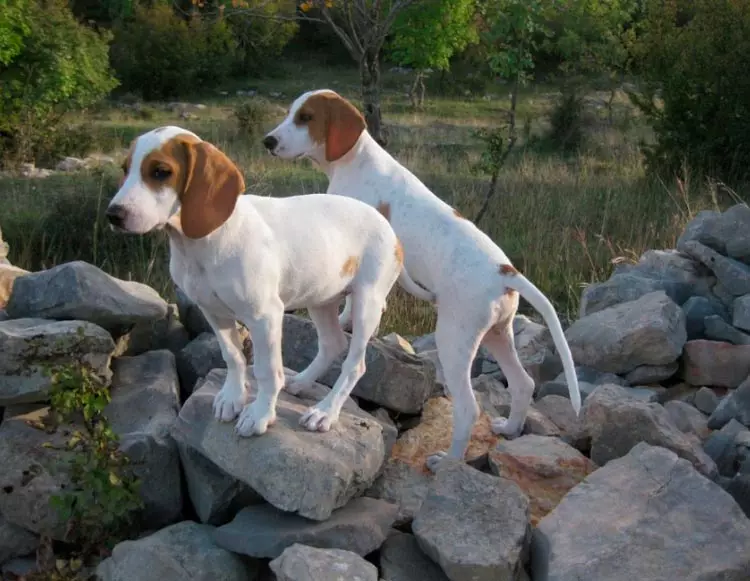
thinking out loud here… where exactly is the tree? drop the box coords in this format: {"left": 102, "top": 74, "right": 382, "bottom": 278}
{"left": 0, "top": 0, "right": 119, "bottom": 164}
{"left": 473, "top": 0, "right": 553, "bottom": 225}
{"left": 298, "top": 0, "right": 417, "bottom": 146}
{"left": 547, "top": 0, "right": 638, "bottom": 124}
{"left": 628, "top": 0, "right": 750, "bottom": 179}
{"left": 388, "top": 0, "right": 479, "bottom": 108}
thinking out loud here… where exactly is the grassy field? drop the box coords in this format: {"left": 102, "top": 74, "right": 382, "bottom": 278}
{"left": 0, "top": 59, "right": 737, "bottom": 336}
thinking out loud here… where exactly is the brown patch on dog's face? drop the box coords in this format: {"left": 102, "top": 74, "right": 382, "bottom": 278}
{"left": 499, "top": 264, "right": 518, "bottom": 276}
{"left": 377, "top": 201, "right": 391, "bottom": 222}
{"left": 295, "top": 92, "right": 367, "bottom": 161}
{"left": 395, "top": 240, "right": 404, "bottom": 265}
{"left": 140, "top": 134, "right": 201, "bottom": 195}
{"left": 119, "top": 142, "right": 135, "bottom": 188}
{"left": 141, "top": 134, "right": 245, "bottom": 239}
{"left": 340, "top": 256, "right": 360, "bottom": 277}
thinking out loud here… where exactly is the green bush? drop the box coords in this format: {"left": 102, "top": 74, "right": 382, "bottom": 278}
{"left": 547, "top": 91, "right": 586, "bottom": 154}
{"left": 224, "top": 0, "right": 299, "bottom": 75}
{"left": 232, "top": 97, "right": 275, "bottom": 137}
{"left": 631, "top": 0, "right": 750, "bottom": 180}
{"left": 0, "top": 0, "right": 118, "bottom": 166}
{"left": 110, "top": 5, "right": 238, "bottom": 100}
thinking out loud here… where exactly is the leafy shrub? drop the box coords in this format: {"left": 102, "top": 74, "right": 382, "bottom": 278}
{"left": 223, "top": 0, "right": 299, "bottom": 75}
{"left": 0, "top": 0, "right": 118, "bottom": 166}
{"left": 630, "top": 0, "right": 750, "bottom": 180}
{"left": 547, "top": 91, "right": 586, "bottom": 153}
{"left": 110, "top": 5, "right": 238, "bottom": 100}
{"left": 232, "top": 98, "right": 275, "bottom": 137}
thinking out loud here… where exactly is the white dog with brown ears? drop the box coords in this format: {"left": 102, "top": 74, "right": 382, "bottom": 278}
{"left": 263, "top": 90, "right": 581, "bottom": 472}
{"left": 106, "top": 125, "right": 434, "bottom": 437}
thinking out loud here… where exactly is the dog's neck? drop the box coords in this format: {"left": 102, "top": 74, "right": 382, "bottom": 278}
{"left": 165, "top": 202, "right": 242, "bottom": 252}
{"left": 313, "top": 130, "right": 378, "bottom": 178}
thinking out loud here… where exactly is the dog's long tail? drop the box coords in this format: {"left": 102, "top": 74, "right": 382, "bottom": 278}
{"left": 504, "top": 271, "right": 581, "bottom": 415}
{"left": 397, "top": 268, "right": 436, "bottom": 303}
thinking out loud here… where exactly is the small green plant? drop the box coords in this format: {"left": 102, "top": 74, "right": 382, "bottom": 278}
{"left": 547, "top": 91, "right": 586, "bottom": 154}
{"left": 232, "top": 98, "right": 274, "bottom": 138}
{"left": 471, "top": 125, "right": 513, "bottom": 226}
{"left": 46, "top": 362, "right": 142, "bottom": 556}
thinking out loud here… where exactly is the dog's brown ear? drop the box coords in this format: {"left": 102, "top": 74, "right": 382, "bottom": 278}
{"left": 180, "top": 141, "right": 245, "bottom": 239}
{"left": 325, "top": 94, "right": 366, "bottom": 162}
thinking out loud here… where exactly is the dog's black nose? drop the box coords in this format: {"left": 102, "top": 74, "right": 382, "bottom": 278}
{"left": 106, "top": 204, "right": 127, "bottom": 228}
{"left": 262, "top": 135, "right": 278, "bottom": 151}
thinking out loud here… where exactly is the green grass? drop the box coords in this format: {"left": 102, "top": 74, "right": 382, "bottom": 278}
{"left": 0, "top": 61, "right": 734, "bottom": 336}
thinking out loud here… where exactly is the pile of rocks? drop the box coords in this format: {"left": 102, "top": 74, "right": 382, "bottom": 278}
{"left": 2, "top": 206, "right": 750, "bottom": 581}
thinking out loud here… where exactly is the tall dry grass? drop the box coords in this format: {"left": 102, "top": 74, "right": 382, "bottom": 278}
{"left": 0, "top": 70, "right": 731, "bottom": 335}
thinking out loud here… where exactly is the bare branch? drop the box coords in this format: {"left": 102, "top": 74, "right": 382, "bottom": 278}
{"left": 319, "top": 3, "right": 362, "bottom": 60}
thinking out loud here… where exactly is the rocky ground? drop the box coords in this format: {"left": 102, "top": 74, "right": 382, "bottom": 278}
{"left": 2, "top": 205, "right": 750, "bottom": 580}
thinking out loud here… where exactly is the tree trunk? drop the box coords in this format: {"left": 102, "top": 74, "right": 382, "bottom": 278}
{"left": 360, "top": 50, "right": 387, "bottom": 147}
{"left": 418, "top": 72, "right": 426, "bottom": 109}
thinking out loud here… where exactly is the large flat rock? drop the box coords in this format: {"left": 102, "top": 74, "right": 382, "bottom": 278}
{"left": 0, "top": 318, "right": 115, "bottom": 405}
{"left": 565, "top": 291, "right": 686, "bottom": 374}
{"left": 171, "top": 368, "right": 385, "bottom": 521}
{"left": 532, "top": 443, "right": 750, "bottom": 581}
{"left": 5, "top": 261, "right": 167, "bottom": 335}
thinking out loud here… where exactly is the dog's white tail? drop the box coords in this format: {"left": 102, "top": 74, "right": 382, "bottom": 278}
{"left": 397, "top": 269, "right": 436, "bottom": 303}
{"left": 504, "top": 272, "right": 581, "bottom": 415}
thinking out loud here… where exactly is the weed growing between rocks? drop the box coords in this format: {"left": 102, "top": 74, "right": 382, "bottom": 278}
{"left": 29, "top": 363, "right": 144, "bottom": 577}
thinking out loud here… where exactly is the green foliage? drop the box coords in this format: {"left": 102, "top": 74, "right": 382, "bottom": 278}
{"left": 223, "top": 0, "right": 299, "bottom": 74}
{"left": 630, "top": 0, "right": 750, "bottom": 179}
{"left": 0, "top": 0, "right": 118, "bottom": 165}
{"left": 388, "top": 0, "right": 479, "bottom": 72}
{"left": 473, "top": 126, "right": 508, "bottom": 175}
{"left": 232, "top": 97, "right": 275, "bottom": 137}
{"left": 481, "top": 0, "right": 555, "bottom": 83}
{"left": 0, "top": 0, "right": 30, "bottom": 66}
{"left": 110, "top": 4, "right": 238, "bottom": 100}
{"left": 46, "top": 362, "right": 142, "bottom": 554}
{"left": 548, "top": 0, "right": 637, "bottom": 80}
{"left": 547, "top": 91, "right": 586, "bottom": 153}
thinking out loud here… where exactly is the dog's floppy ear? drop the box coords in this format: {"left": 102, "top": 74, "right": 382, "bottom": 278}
{"left": 179, "top": 141, "right": 245, "bottom": 239}
{"left": 325, "top": 94, "right": 367, "bottom": 162}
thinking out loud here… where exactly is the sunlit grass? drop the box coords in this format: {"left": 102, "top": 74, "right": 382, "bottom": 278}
{"left": 0, "top": 64, "right": 730, "bottom": 335}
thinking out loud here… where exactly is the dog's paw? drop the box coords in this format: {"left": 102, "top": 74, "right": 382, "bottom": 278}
{"left": 426, "top": 451, "right": 447, "bottom": 473}
{"left": 299, "top": 403, "right": 339, "bottom": 432}
{"left": 491, "top": 416, "right": 523, "bottom": 438}
{"left": 213, "top": 382, "right": 248, "bottom": 422}
{"left": 235, "top": 401, "right": 275, "bottom": 437}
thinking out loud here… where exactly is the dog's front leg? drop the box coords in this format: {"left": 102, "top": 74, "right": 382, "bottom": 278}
{"left": 202, "top": 311, "right": 249, "bottom": 422}
{"left": 235, "top": 300, "right": 285, "bottom": 437}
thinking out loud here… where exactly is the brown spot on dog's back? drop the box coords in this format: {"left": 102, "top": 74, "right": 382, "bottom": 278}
{"left": 500, "top": 264, "right": 518, "bottom": 276}
{"left": 341, "top": 256, "right": 359, "bottom": 277}
{"left": 453, "top": 208, "right": 464, "bottom": 219}
{"left": 395, "top": 240, "right": 404, "bottom": 264}
{"left": 377, "top": 201, "right": 391, "bottom": 222}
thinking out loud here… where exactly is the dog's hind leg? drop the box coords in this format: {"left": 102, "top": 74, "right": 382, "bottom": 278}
{"left": 300, "top": 288, "right": 384, "bottom": 432}
{"left": 426, "top": 304, "right": 492, "bottom": 473}
{"left": 286, "top": 300, "right": 348, "bottom": 395}
{"left": 482, "top": 319, "right": 535, "bottom": 438}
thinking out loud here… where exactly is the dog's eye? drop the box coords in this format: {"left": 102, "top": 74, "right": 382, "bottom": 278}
{"left": 299, "top": 112, "right": 312, "bottom": 123}
{"left": 152, "top": 167, "right": 172, "bottom": 180}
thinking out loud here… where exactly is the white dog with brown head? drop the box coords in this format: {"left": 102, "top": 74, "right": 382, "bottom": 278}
{"left": 264, "top": 90, "right": 581, "bottom": 471}
{"left": 106, "top": 125, "right": 432, "bottom": 436}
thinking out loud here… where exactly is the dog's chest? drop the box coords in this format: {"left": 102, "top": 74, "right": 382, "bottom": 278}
{"left": 170, "top": 248, "right": 233, "bottom": 317}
